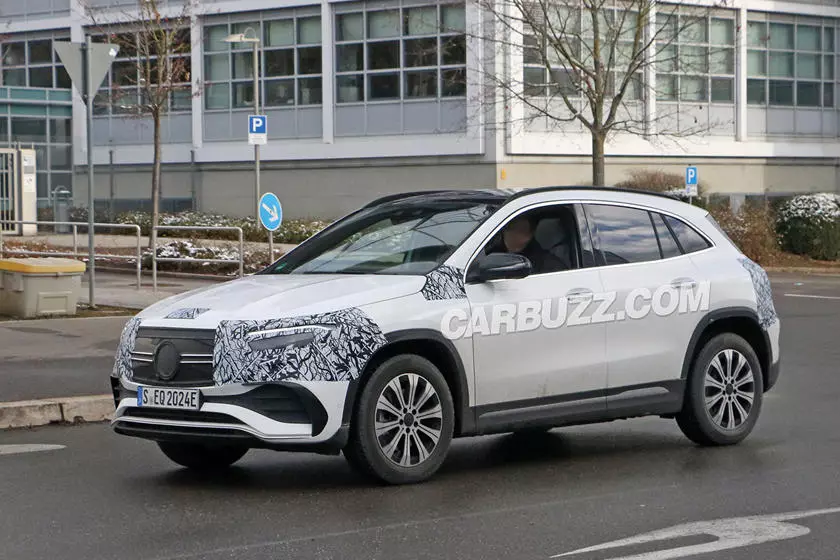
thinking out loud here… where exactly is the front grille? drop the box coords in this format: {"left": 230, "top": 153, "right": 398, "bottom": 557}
{"left": 132, "top": 327, "right": 215, "bottom": 386}
{"left": 121, "top": 407, "right": 244, "bottom": 425}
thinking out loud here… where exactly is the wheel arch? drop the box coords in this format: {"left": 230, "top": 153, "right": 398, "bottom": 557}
{"left": 682, "top": 307, "right": 772, "bottom": 392}
{"left": 346, "top": 329, "right": 475, "bottom": 437}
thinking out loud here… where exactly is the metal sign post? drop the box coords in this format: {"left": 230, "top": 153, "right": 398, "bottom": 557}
{"left": 54, "top": 39, "right": 118, "bottom": 308}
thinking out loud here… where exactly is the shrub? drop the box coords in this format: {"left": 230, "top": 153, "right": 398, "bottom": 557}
{"left": 709, "top": 202, "right": 780, "bottom": 265}
{"left": 614, "top": 169, "right": 708, "bottom": 208}
{"left": 112, "top": 211, "right": 330, "bottom": 244}
{"left": 776, "top": 193, "right": 840, "bottom": 261}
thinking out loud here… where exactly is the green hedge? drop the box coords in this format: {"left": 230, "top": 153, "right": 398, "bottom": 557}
{"left": 776, "top": 194, "right": 840, "bottom": 261}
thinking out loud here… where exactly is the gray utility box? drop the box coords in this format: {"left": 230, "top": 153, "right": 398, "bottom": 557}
{"left": 0, "top": 258, "right": 86, "bottom": 318}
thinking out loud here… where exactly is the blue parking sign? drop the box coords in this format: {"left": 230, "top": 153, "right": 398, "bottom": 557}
{"left": 685, "top": 166, "right": 698, "bottom": 186}
{"left": 249, "top": 115, "right": 267, "bottom": 134}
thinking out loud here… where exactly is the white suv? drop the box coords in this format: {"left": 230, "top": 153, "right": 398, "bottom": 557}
{"left": 111, "top": 187, "right": 781, "bottom": 484}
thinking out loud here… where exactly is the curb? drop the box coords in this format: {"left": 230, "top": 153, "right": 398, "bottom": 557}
{"left": 766, "top": 267, "right": 840, "bottom": 276}
{"left": 0, "top": 395, "right": 113, "bottom": 430}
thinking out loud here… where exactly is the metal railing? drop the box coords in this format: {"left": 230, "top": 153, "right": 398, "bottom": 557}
{"left": 0, "top": 220, "right": 143, "bottom": 289}
{"left": 151, "top": 225, "right": 244, "bottom": 292}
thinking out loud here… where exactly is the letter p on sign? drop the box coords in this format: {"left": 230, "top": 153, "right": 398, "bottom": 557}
{"left": 248, "top": 115, "right": 267, "bottom": 145}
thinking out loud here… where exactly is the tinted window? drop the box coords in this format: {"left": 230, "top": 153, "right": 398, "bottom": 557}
{"left": 652, "top": 213, "right": 682, "bottom": 258}
{"left": 585, "top": 204, "right": 662, "bottom": 265}
{"left": 664, "top": 215, "right": 711, "bottom": 253}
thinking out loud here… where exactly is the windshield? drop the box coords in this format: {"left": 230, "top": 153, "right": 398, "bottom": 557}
{"left": 264, "top": 199, "right": 501, "bottom": 275}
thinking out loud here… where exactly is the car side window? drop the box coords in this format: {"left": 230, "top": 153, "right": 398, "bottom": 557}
{"left": 651, "top": 213, "right": 682, "bottom": 258}
{"left": 472, "top": 204, "right": 583, "bottom": 275}
{"left": 663, "top": 215, "right": 712, "bottom": 254}
{"left": 584, "top": 204, "right": 662, "bottom": 265}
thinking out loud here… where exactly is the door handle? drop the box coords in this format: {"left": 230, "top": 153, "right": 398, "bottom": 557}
{"left": 565, "top": 288, "right": 594, "bottom": 303}
{"left": 670, "top": 277, "right": 697, "bottom": 289}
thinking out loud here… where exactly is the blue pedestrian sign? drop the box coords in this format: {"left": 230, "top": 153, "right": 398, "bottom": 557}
{"left": 259, "top": 192, "right": 283, "bottom": 231}
{"left": 248, "top": 115, "right": 267, "bottom": 145}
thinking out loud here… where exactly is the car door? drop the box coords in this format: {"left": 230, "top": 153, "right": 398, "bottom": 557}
{"left": 583, "top": 203, "right": 707, "bottom": 410}
{"left": 465, "top": 203, "right": 608, "bottom": 429}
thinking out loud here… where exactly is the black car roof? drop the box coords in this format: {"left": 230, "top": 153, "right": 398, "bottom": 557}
{"left": 362, "top": 186, "right": 678, "bottom": 209}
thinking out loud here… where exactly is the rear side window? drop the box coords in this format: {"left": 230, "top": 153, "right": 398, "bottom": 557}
{"left": 584, "top": 204, "right": 662, "bottom": 265}
{"left": 651, "top": 213, "right": 681, "bottom": 258}
{"left": 663, "top": 215, "right": 711, "bottom": 254}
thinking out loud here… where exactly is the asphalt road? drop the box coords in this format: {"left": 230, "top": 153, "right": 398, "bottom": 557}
{"left": 0, "top": 316, "right": 126, "bottom": 401}
{"left": 1, "top": 274, "right": 840, "bottom": 560}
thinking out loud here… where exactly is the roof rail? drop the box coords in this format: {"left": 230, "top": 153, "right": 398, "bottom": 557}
{"left": 506, "top": 185, "right": 683, "bottom": 202}
{"left": 361, "top": 190, "right": 463, "bottom": 208}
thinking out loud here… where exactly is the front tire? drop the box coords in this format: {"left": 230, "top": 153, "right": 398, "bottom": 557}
{"left": 677, "top": 333, "right": 764, "bottom": 446}
{"left": 157, "top": 442, "right": 248, "bottom": 471}
{"left": 345, "top": 355, "right": 454, "bottom": 485}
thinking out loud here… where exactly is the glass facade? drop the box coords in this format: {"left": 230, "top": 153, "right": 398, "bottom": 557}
{"left": 204, "top": 11, "right": 323, "bottom": 110}
{"left": 334, "top": 2, "right": 467, "bottom": 103}
{"left": 747, "top": 16, "right": 837, "bottom": 107}
{"left": 91, "top": 29, "right": 192, "bottom": 116}
{"left": 0, "top": 88, "right": 73, "bottom": 208}
{"left": 0, "top": 31, "right": 72, "bottom": 89}
{"left": 655, "top": 10, "right": 736, "bottom": 103}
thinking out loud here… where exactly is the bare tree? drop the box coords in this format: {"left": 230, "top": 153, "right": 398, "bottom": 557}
{"left": 472, "top": 0, "right": 731, "bottom": 185}
{"left": 85, "top": 0, "right": 193, "bottom": 243}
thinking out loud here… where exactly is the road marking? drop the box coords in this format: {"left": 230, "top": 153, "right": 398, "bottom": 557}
{"left": 784, "top": 293, "right": 840, "bottom": 300}
{"left": 552, "top": 507, "right": 840, "bottom": 560}
{"left": 0, "top": 444, "right": 65, "bottom": 456}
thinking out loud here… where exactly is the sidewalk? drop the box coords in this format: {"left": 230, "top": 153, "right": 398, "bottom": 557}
{"left": 0, "top": 272, "right": 223, "bottom": 428}
{"left": 80, "top": 271, "right": 225, "bottom": 309}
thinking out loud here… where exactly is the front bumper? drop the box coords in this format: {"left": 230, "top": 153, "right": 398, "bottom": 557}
{"left": 110, "top": 377, "right": 352, "bottom": 454}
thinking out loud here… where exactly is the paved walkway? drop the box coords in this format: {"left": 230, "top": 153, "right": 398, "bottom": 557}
{"left": 80, "top": 271, "right": 224, "bottom": 309}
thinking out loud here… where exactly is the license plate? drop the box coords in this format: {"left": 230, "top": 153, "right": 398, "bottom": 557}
{"left": 136, "top": 386, "right": 200, "bottom": 410}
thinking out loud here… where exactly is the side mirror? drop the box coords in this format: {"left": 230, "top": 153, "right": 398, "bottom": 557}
{"left": 467, "top": 252, "right": 532, "bottom": 283}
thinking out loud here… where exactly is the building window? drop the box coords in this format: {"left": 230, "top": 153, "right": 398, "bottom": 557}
{"left": 655, "top": 11, "right": 736, "bottom": 103}
{"left": 0, "top": 32, "right": 72, "bottom": 89}
{"left": 203, "top": 13, "right": 322, "bottom": 110}
{"left": 522, "top": 6, "right": 642, "bottom": 102}
{"left": 92, "top": 29, "right": 192, "bottom": 115}
{"left": 334, "top": 3, "right": 467, "bottom": 103}
{"left": 747, "top": 17, "right": 836, "bottom": 108}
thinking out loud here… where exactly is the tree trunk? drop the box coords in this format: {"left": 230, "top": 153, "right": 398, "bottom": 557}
{"left": 150, "top": 111, "right": 162, "bottom": 250}
{"left": 591, "top": 131, "right": 606, "bottom": 187}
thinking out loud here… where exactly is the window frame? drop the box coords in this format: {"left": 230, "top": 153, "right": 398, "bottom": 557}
{"left": 202, "top": 13, "right": 323, "bottom": 111}
{"left": 463, "top": 201, "right": 588, "bottom": 283}
{"left": 746, "top": 16, "right": 836, "bottom": 108}
{"left": 334, "top": 2, "right": 467, "bottom": 105}
{"left": 578, "top": 202, "right": 715, "bottom": 269}
{"left": 655, "top": 10, "right": 737, "bottom": 105}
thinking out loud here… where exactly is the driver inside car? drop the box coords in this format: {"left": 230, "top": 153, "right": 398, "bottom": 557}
{"left": 486, "top": 215, "right": 555, "bottom": 274}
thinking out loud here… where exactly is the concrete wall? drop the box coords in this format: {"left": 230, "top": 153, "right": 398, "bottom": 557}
{"left": 73, "top": 166, "right": 196, "bottom": 211}
{"left": 197, "top": 161, "right": 498, "bottom": 220}
{"left": 73, "top": 156, "right": 840, "bottom": 220}
{"left": 496, "top": 157, "right": 840, "bottom": 196}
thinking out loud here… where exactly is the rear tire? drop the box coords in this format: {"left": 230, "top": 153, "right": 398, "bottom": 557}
{"left": 677, "top": 333, "right": 764, "bottom": 446}
{"left": 157, "top": 442, "right": 248, "bottom": 471}
{"left": 344, "top": 354, "right": 454, "bottom": 485}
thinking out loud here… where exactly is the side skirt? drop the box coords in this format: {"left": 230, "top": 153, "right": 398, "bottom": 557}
{"left": 472, "top": 380, "right": 685, "bottom": 436}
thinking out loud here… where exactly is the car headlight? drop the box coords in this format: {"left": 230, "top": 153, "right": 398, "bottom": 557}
{"left": 245, "top": 325, "right": 333, "bottom": 352}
